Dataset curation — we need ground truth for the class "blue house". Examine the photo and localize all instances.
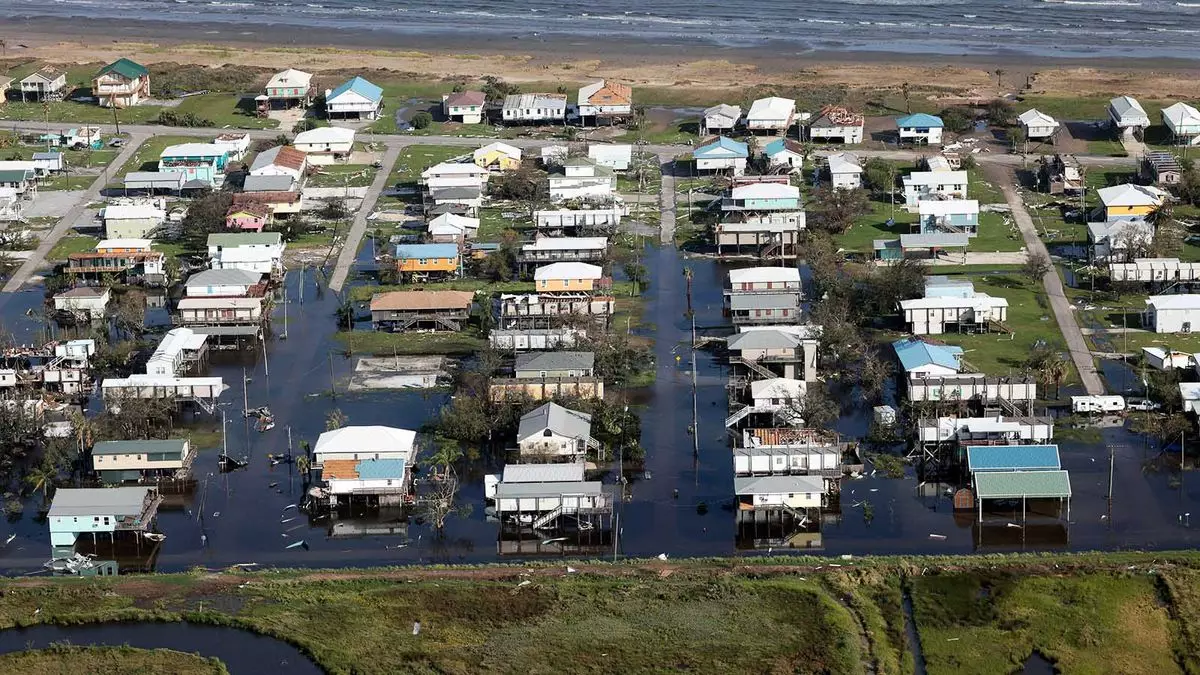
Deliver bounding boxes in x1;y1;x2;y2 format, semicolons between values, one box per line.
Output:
159;143;232;187
917;199;980;236
325;76;385;120
896;113;945;145
763;138;805;172
892;336;963;376
723;182;801;211
693;136;749;175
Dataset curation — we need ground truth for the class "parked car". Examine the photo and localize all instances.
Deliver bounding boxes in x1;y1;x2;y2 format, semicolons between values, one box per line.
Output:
1126;399;1160;412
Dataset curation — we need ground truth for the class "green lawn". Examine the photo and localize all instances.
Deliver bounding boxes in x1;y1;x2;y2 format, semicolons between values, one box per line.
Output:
836;200;917;253
46;235;99;261
335;329;488;356
385;145;473;193
349;278;534;302
478;206;531;242
0;100;161;125
172;92;280;130
971;211;1024;253
1087;139;1128;157
41;175;96;191
967;167;1006;205
306;164;378;188
111;135;198;178
0;647;224;675
0;145;119;169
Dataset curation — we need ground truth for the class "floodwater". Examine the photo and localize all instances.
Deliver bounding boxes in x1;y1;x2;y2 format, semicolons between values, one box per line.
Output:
0;622;321;675
2;243;1200;572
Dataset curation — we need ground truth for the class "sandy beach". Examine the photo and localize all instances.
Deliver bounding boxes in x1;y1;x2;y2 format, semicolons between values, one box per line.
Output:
5;16;1200;104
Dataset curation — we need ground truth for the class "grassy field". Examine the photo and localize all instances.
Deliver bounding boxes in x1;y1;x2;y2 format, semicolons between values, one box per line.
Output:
385;145;473;195
0;144;119;169
172;92;279;130
7;553;1200;674
335;329;489;356
42;175;97;191
348;279;534;302
0;646;225;675
46;235;99;261
306;164;378;188
837;200;918;253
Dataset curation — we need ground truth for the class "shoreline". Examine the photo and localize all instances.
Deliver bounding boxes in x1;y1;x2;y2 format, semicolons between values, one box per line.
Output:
4;17;1200;100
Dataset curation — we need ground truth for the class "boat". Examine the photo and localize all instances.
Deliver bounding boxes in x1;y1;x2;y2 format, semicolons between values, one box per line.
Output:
268;453;293;466
142;532;167;542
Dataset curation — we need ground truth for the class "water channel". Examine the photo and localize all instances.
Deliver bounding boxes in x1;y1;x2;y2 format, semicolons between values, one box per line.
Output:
1;244;1200;572
0;622;321;675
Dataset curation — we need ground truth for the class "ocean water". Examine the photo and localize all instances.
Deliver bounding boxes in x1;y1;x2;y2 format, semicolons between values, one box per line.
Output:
11;0;1200;59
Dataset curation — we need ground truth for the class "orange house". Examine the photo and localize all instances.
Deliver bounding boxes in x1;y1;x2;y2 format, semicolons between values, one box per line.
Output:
533;261;604;292
394;243;460;279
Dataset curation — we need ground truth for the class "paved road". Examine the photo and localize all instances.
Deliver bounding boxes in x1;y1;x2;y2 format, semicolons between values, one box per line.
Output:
989;164;1106;396
328;143;401;293
2;133;149;293
658;155;677;245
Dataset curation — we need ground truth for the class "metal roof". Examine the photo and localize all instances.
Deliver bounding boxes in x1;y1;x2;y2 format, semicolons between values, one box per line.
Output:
161;143;230;159
93;439;187;456
534;262;603;280
99;58;148;79
189;325;261;336
394;243;459;259
326;76;383;104
514;351;595;372
49;487;153;517
125;171;185;188
243;175;296;192
1163;102;1200;128
892;337;963;372
694;136;748;159
728;267;801;285
1109;95;1147;121
266;68;312;89
704;103;741;120
1097;183;1165;207
494;480;604;499
746;96;795;121
517;402;593;442
734;475;824;495
896;113;944;128
207;232;283;247
728;293;799;311
967;445;1061;473
727;329;802;351
1018;108;1058;127
314;426;416;458
522;236;607;252
184;268;262;287
429;186;482;200
750;377;806;400
826;152;862;174
1145;294;1200;311
295;126;356;146
502;462;586;484
974;470;1071;499
899;233;970;249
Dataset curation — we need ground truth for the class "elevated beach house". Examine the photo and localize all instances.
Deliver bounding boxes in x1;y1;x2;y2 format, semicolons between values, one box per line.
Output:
19;67;66;102
53;286;111;321
745;97;795;135
895;113;944;145
263;68;313;109
724;267;803;327
442;91;486;124
313;426;417;507
577;79;633;122
516;402;599;461
293;127;354;165
491;351;602;402
369;290;474;332
716;179;805;259
1094;183;1165;222
1162;102;1200;146
1086;218;1154;262
808;105;864;144
67;239;165;285
917;199;979;237
902;170;968;204
702;103;741;135
101;202;166;239
534;261;604;293
324;76;383;120
693;136;749;175
207;231;286;277
547;158;615;201
91;439;193;485
826;152;862;189
1143;295;1200;333
427;212;480;242
764;139;804;173
899;277;1008;335
393;243;460;281
519;236;608;267
1018;108;1060;140
159;143;232;188
502;93;567;124
727;326;820;382
1108;95;1150;138
214;132;251;161
48;487;162;557
892;336;963;378
92;58;150;108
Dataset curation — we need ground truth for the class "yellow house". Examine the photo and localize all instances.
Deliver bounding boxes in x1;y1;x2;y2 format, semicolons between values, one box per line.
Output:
1096;183;1166;220
473;142;523;171
534;262;603;292
395;243;459;277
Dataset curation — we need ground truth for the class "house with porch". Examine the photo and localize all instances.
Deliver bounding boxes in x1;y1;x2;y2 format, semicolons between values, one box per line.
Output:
702;103;741;135
48;487;163;557
442;91;486;124
1109;95;1150;137
263;68;313;109
501;93;568;124
207;231;286;276
547;158;616;201
725;267;803;327
734;428;843;480
534;262;604;293
0;168;36;199
293;127;354;165
487;463;612;532
421;161;488;188
491;351;602;402
899;286;1009;335
33;152;64;175
577;79;633;121
693;136;749;175
473;142;522;171
892;336;963;378
1144;295;1200;333
727;326;819;382
144;327;209;377
1109;257;1200;284
917;199;979;236
827;152;863;189
516;402;598;461
916;415;1054;446
394;243;460;281
764;139;804;173
519;236;607;266
896;113;944;145
1163;102;1200;146
808;105;864;144
902;170;968;204
1087;217;1154;262
183;269;265;298
745;97;795;134
534;207;622;233
734;474;826;513
716;181;804;259
1018;109;1059;141
159;143;232;187
175;296;264;328
587;144;633;171
19;67;66;101
91;439;193;485
369;290;474;332
101;202;166;239
313;425;417;506
67;239;166;284
497;293;616;329
92;58;150;108
324;76;383;120
249;145;308;182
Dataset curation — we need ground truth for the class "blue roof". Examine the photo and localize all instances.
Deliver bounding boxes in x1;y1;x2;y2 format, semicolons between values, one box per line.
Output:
763;138;797;156
354;458;406;480
967;445;1061;473
328;76;383;104
896;113;944;128
892;337;963;372
394;243;459;259
694;136;748;159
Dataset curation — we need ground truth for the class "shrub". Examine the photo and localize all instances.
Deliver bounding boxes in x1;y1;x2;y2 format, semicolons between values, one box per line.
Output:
411;112;433;130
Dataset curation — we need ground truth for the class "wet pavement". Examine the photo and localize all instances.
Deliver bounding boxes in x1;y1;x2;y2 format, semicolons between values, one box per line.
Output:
2;242;1200;573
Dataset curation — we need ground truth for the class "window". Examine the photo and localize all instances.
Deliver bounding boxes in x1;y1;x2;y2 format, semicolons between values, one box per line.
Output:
93;517;99;522
103;517;110;525
543;429;553;437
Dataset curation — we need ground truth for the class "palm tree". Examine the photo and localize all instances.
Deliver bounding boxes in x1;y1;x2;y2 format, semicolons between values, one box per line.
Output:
901;82;911;114
994;69;1006;91
683;267;694;317
1040;358;1070;400
324;408;348;431
25;462;56;508
428;437;463;480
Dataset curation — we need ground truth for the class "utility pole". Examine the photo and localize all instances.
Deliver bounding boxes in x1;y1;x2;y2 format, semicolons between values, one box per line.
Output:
328;352;336;400
111;105;120;137
241;367;249;414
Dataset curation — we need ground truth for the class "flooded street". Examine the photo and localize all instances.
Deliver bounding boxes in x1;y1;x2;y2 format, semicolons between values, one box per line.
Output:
2;243;1200;572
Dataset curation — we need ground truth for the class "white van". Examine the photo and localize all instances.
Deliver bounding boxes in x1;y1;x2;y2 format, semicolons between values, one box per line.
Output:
1071;395;1126;414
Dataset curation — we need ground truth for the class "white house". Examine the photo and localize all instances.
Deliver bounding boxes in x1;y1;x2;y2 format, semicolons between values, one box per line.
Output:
184;268;263;297
32;152;64;175
427;213;480;242
899;292;1009;335
734;474;825;510
501;93;568;123
1162;102;1200;146
1017;109;1060;140
207;232;285;276
917;199;980;237
808;106;864;144
750;377;807;412
420;162;488;189
547;158;616;202
53;287;110;320
702;103;741;134
763;139;804;173
534;208;622;231
827;152;863;189
442;91;486;124
1142;347;1195;371
588;144;633;171
101;203;166;239
324;76;383;120
693;136;749;175
248;145;308;182
314;425;417;504
1087;218;1154;262
1108;95;1151;136
293;127;355;165
895;113;944;145
473;142;522;171
312;425;417;467
745;96;795;133
1144;295;1200;333
214;133;251;161
902;170;968;204
892;337;963;377
577;79;633;119
516;402;598;461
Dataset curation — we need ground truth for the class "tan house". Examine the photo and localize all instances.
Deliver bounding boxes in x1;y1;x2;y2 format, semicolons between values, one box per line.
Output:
91;439;193;484
534;262;605;293
93;58;151;108
369;290;474;332
490;351;603;401
20;67;67;101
